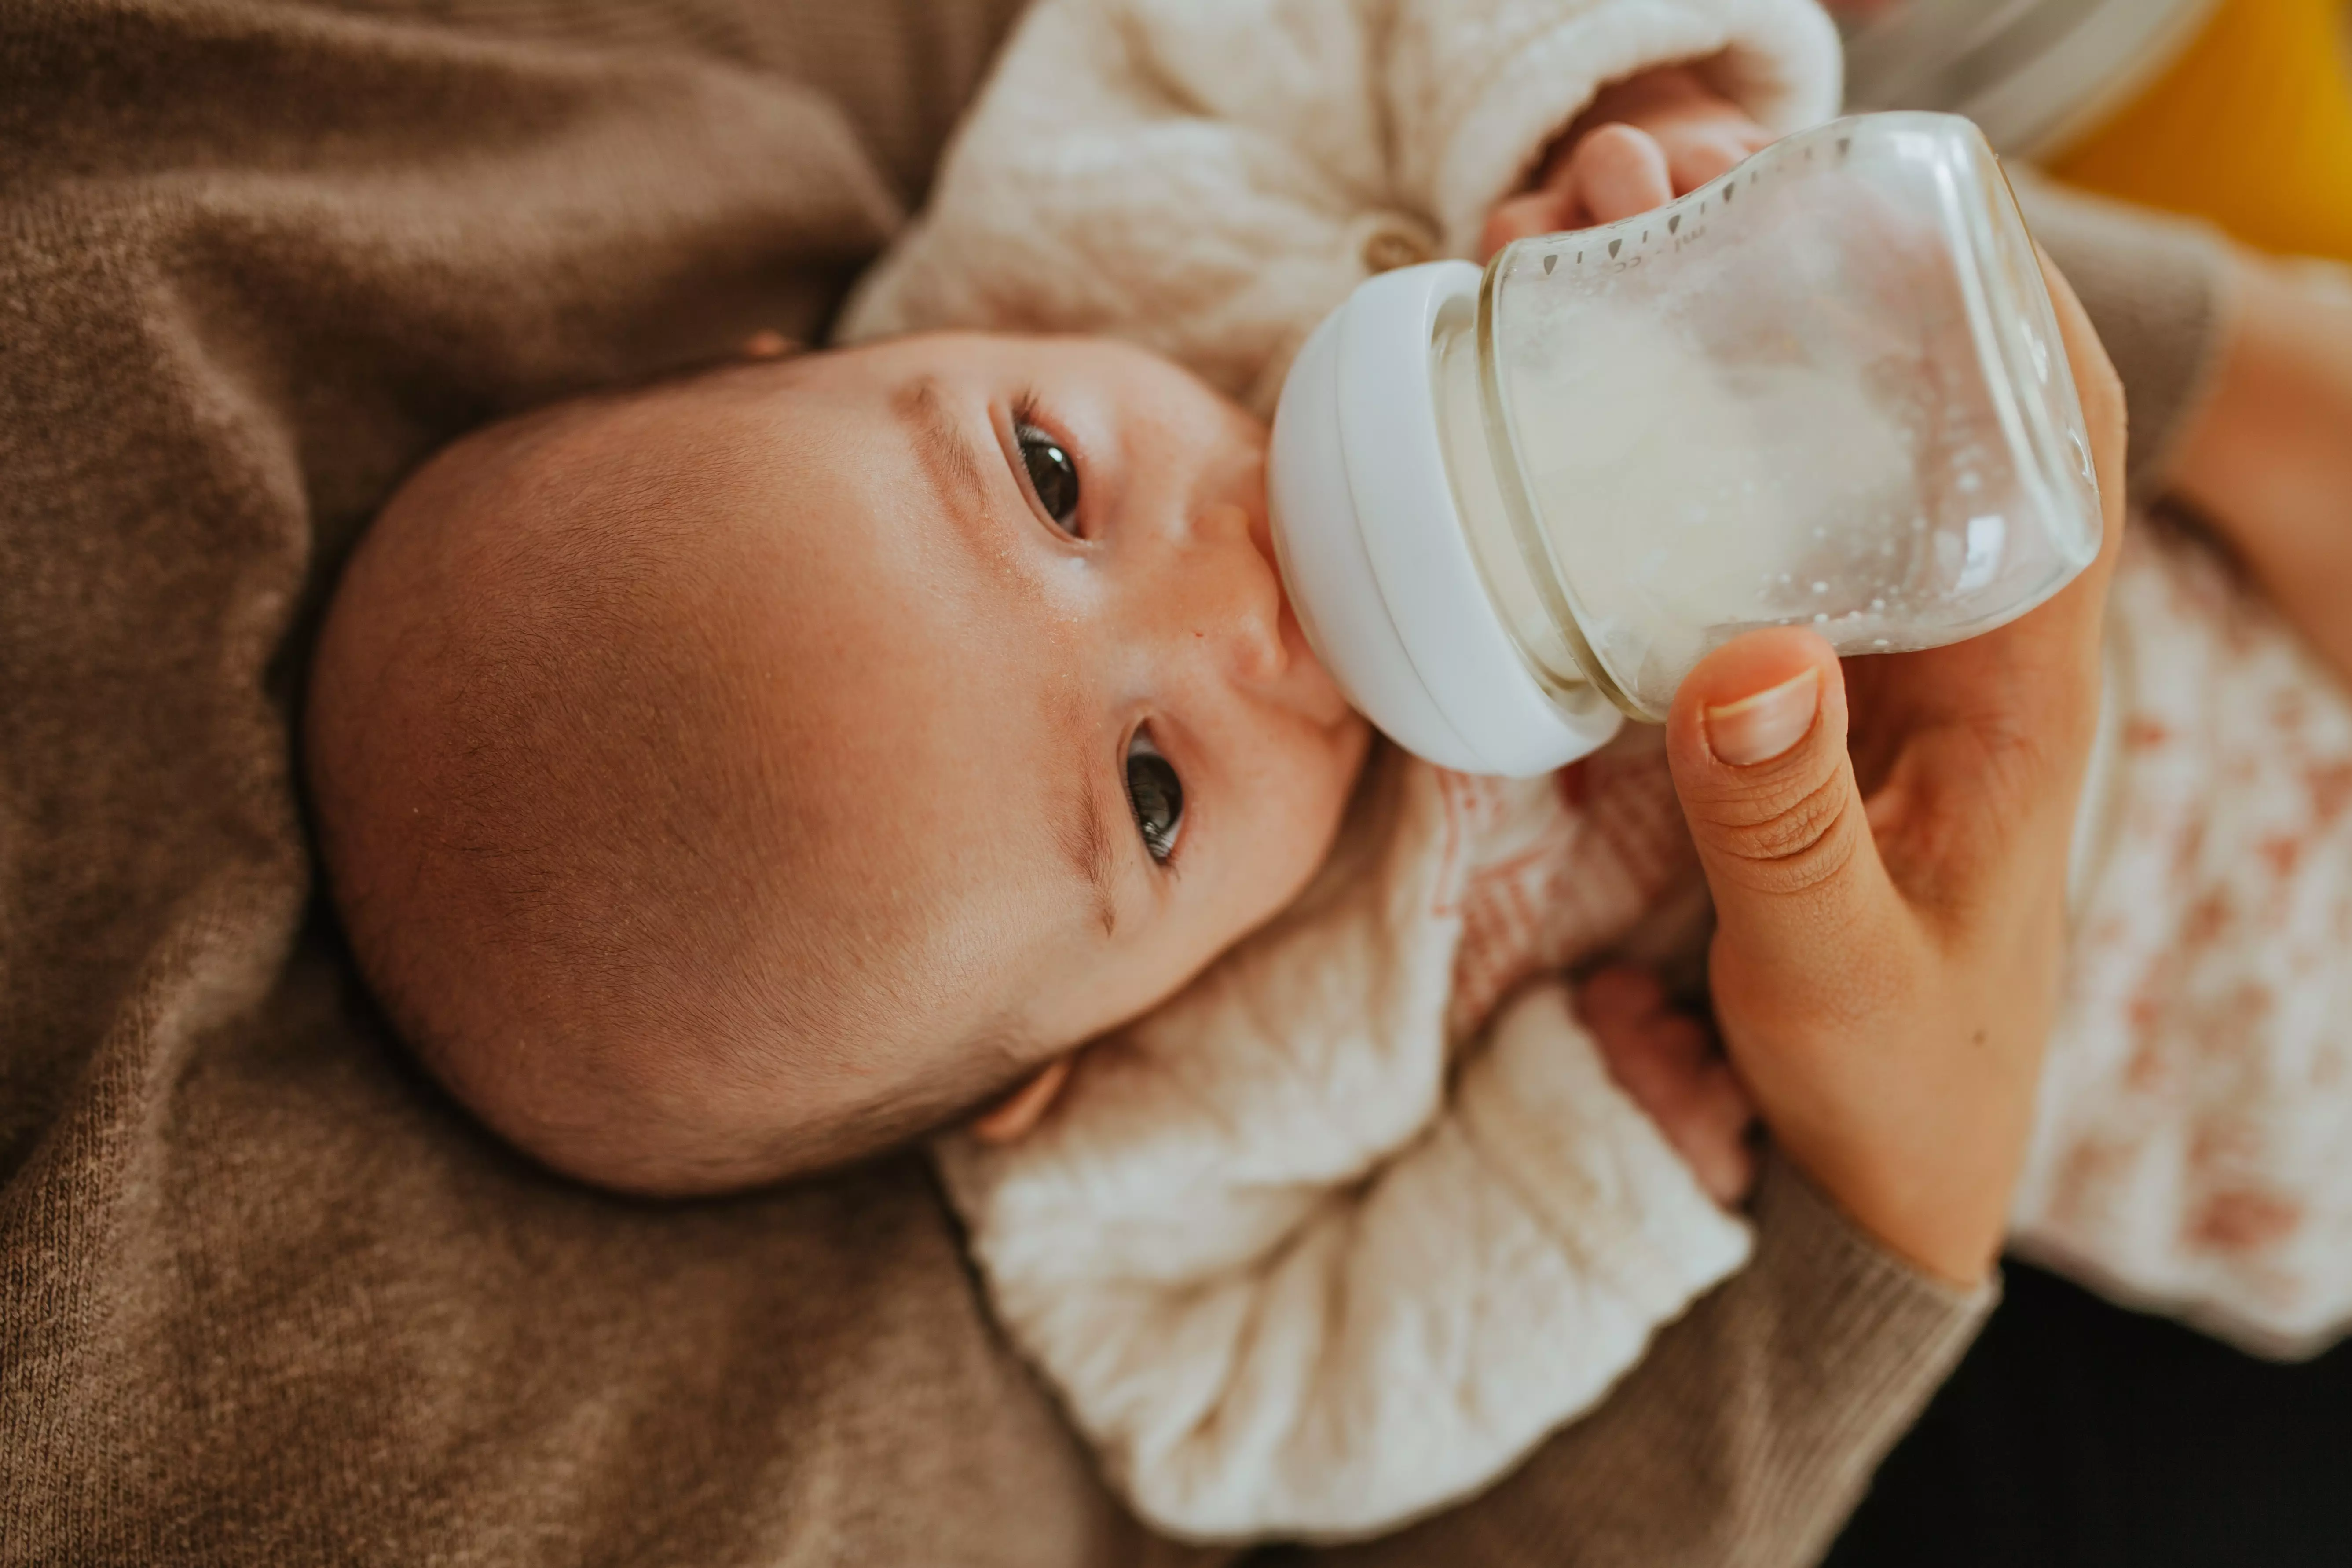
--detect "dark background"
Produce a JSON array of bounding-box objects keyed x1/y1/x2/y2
[{"x1": 1826, "y1": 1259, "x2": 2352, "y2": 1567}]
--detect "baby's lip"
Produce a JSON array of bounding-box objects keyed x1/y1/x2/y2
[
  {"x1": 1245, "y1": 502, "x2": 1278, "y2": 573},
  {"x1": 1245, "y1": 505, "x2": 1300, "y2": 630},
  {"x1": 1248, "y1": 505, "x2": 1358, "y2": 729},
  {"x1": 1279, "y1": 603, "x2": 1358, "y2": 729},
  {"x1": 1243, "y1": 504, "x2": 1293, "y2": 618}
]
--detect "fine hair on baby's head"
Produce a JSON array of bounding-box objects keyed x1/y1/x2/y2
[{"x1": 307, "y1": 334, "x2": 1369, "y2": 1194}]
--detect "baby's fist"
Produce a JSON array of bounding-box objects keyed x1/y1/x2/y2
[
  {"x1": 1576, "y1": 964, "x2": 1759, "y2": 1205},
  {"x1": 1483, "y1": 65, "x2": 1772, "y2": 259}
]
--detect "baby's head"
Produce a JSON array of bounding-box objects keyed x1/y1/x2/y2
[{"x1": 308, "y1": 333, "x2": 1370, "y2": 1194}]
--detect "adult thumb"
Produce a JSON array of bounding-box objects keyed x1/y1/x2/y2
[{"x1": 1664, "y1": 627, "x2": 1895, "y2": 989}]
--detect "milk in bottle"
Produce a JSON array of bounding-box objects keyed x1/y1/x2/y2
[{"x1": 1269, "y1": 113, "x2": 2103, "y2": 773}]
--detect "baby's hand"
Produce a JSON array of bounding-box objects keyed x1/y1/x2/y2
[
  {"x1": 1482, "y1": 65, "x2": 1773, "y2": 259},
  {"x1": 1575, "y1": 964, "x2": 1759, "y2": 1205}
]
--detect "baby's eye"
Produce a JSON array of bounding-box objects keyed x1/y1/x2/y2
[
  {"x1": 1015, "y1": 422, "x2": 1080, "y2": 532},
  {"x1": 1125, "y1": 729, "x2": 1183, "y2": 864}
]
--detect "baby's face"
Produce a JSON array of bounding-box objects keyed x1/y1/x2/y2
[
  {"x1": 755, "y1": 333, "x2": 1370, "y2": 1114},
  {"x1": 318, "y1": 329, "x2": 1368, "y2": 1186}
]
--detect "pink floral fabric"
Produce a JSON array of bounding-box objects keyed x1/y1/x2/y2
[{"x1": 2014, "y1": 519, "x2": 2352, "y2": 1356}]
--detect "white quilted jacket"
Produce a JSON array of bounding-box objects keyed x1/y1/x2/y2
[{"x1": 839, "y1": 0, "x2": 1843, "y2": 1543}]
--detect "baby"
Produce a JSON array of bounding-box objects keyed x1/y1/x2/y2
[
  {"x1": 308, "y1": 328, "x2": 1376, "y2": 1191},
  {"x1": 310, "y1": 0, "x2": 1827, "y2": 1202},
  {"x1": 307, "y1": 0, "x2": 2352, "y2": 1548}
]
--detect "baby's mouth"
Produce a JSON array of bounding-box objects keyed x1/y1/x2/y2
[
  {"x1": 1259, "y1": 522, "x2": 1359, "y2": 729},
  {"x1": 1244, "y1": 503, "x2": 1278, "y2": 575},
  {"x1": 1236, "y1": 484, "x2": 1359, "y2": 728}
]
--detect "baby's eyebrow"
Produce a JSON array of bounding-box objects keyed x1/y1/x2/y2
[
  {"x1": 1058, "y1": 753, "x2": 1120, "y2": 939},
  {"x1": 893, "y1": 375, "x2": 993, "y2": 546},
  {"x1": 896, "y1": 374, "x2": 1118, "y2": 936}
]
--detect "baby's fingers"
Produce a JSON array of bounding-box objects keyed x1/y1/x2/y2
[
  {"x1": 1659, "y1": 125, "x2": 1768, "y2": 196},
  {"x1": 1678, "y1": 1060, "x2": 1761, "y2": 1205},
  {"x1": 1480, "y1": 186, "x2": 1579, "y2": 260},
  {"x1": 1607, "y1": 1034, "x2": 1756, "y2": 1205},
  {"x1": 1482, "y1": 117, "x2": 1752, "y2": 258},
  {"x1": 1574, "y1": 964, "x2": 1669, "y2": 1032},
  {"x1": 1578, "y1": 968, "x2": 1758, "y2": 1205},
  {"x1": 1564, "y1": 123, "x2": 1674, "y2": 224}
]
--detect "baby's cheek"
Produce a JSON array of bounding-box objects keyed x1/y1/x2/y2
[{"x1": 1271, "y1": 716, "x2": 1371, "y2": 884}]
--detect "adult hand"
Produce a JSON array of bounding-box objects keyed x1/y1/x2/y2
[{"x1": 1666, "y1": 257, "x2": 2128, "y2": 1287}]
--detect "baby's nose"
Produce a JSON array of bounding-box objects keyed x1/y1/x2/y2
[{"x1": 1179, "y1": 502, "x2": 1286, "y2": 688}]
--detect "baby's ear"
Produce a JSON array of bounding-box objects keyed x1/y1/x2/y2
[
  {"x1": 970, "y1": 1056, "x2": 1074, "y2": 1144},
  {"x1": 739, "y1": 330, "x2": 803, "y2": 360}
]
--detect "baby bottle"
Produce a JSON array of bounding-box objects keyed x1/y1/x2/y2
[{"x1": 1269, "y1": 112, "x2": 2103, "y2": 777}]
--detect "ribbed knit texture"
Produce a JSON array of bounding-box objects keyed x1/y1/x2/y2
[{"x1": 0, "y1": 3, "x2": 2210, "y2": 1561}]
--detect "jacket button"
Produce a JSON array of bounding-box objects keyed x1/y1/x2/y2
[{"x1": 1361, "y1": 221, "x2": 1434, "y2": 273}]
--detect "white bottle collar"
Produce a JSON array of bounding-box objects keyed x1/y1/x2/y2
[{"x1": 1268, "y1": 260, "x2": 1622, "y2": 777}]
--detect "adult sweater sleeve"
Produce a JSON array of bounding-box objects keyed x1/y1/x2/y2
[
  {"x1": 835, "y1": 0, "x2": 1841, "y2": 412},
  {"x1": 1278, "y1": 1154, "x2": 1996, "y2": 1568}
]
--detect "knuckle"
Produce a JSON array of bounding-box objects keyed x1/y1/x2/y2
[{"x1": 1697, "y1": 767, "x2": 1858, "y2": 894}]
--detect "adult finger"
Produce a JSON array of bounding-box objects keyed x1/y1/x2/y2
[
  {"x1": 1891, "y1": 251, "x2": 2125, "y2": 728},
  {"x1": 2021, "y1": 246, "x2": 2129, "y2": 701},
  {"x1": 1664, "y1": 626, "x2": 1901, "y2": 1023},
  {"x1": 1838, "y1": 251, "x2": 2129, "y2": 908}
]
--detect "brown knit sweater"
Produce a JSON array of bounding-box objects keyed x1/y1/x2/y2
[{"x1": 0, "y1": 2, "x2": 2218, "y2": 1562}]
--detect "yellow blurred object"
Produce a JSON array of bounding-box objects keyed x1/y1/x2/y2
[{"x1": 2048, "y1": 0, "x2": 2352, "y2": 259}]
